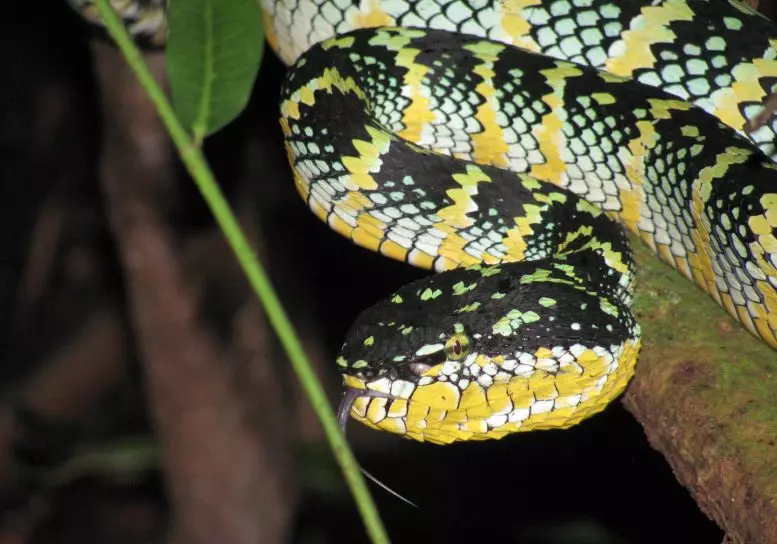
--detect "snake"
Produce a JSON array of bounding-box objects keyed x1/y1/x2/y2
[{"x1": 69, "y1": 0, "x2": 777, "y2": 445}]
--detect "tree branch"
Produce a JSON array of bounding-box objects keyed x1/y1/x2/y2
[{"x1": 623, "y1": 240, "x2": 777, "y2": 544}]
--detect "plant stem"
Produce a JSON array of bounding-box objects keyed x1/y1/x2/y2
[{"x1": 92, "y1": 2, "x2": 390, "y2": 542}]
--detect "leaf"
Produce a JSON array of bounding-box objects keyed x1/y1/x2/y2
[{"x1": 167, "y1": 0, "x2": 264, "y2": 143}]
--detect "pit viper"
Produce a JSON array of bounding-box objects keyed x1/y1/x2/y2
[{"x1": 70, "y1": 0, "x2": 777, "y2": 445}]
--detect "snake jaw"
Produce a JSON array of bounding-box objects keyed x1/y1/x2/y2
[{"x1": 337, "y1": 360, "x2": 437, "y2": 434}]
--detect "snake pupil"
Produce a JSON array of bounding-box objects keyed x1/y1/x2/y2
[{"x1": 453, "y1": 341, "x2": 462, "y2": 355}]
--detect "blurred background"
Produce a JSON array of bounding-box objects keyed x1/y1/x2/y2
[{"x1": 0, "y1": 1, "x2": 730, "y2": 542}]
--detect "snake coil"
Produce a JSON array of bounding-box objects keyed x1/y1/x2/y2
[{"x1": 275, "y1": 0, "x2": 777, "y2": 444}]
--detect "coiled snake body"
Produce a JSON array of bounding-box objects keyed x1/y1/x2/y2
[
  {"x1": 274, "y1": 0, "x2": 777, "y2": 444},
  {"x1": 70, "y1": 0, "x2": 777, "y2": 444}
]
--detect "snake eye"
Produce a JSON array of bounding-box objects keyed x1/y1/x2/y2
[{"x1": 445, "y1": 333, "x2": 470, "y2": 360}]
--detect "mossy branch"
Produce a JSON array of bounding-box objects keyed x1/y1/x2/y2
[{"x1": 625, "y1": 239, "x2": 777, "y2": 543}]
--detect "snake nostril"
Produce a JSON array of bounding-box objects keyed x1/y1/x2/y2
[{"x1": 409, "y1": 362, "x2": 432, "y2": 376}]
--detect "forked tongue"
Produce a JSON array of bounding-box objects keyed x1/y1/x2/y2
[{"x1": 338, "y1": 387, "x2": 419, "y2": 508}]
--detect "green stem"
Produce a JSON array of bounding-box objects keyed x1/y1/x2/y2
[{"x1": 92, "y1": 2, "x2": 390, "y2": 542}]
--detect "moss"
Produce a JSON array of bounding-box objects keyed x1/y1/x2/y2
[{"x1": 626, "y1": 237, "x2": 777, "y2": 541}]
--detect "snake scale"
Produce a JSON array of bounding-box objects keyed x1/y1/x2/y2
[{"x1": 70, "y1": 0, "x2": 777, "y2": 445}]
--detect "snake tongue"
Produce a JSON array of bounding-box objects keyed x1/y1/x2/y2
[
  {"x1": 337, "y1": 388, "x2": 363, "y2": 434},
  {"x1": 336, "y1": 387, "x2": 419, "y2": 508},
  {"x1": 337, "y1": 386, "x2": 394, "y2": 435}
]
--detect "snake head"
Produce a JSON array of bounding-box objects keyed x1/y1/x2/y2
[{"x1": 335, "y1": 260, "x2": 639, "y2": 444}]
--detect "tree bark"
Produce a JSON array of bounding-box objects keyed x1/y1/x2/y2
[{"x1": 623, "y1": 240, "x2": 777, "y2": 544}]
